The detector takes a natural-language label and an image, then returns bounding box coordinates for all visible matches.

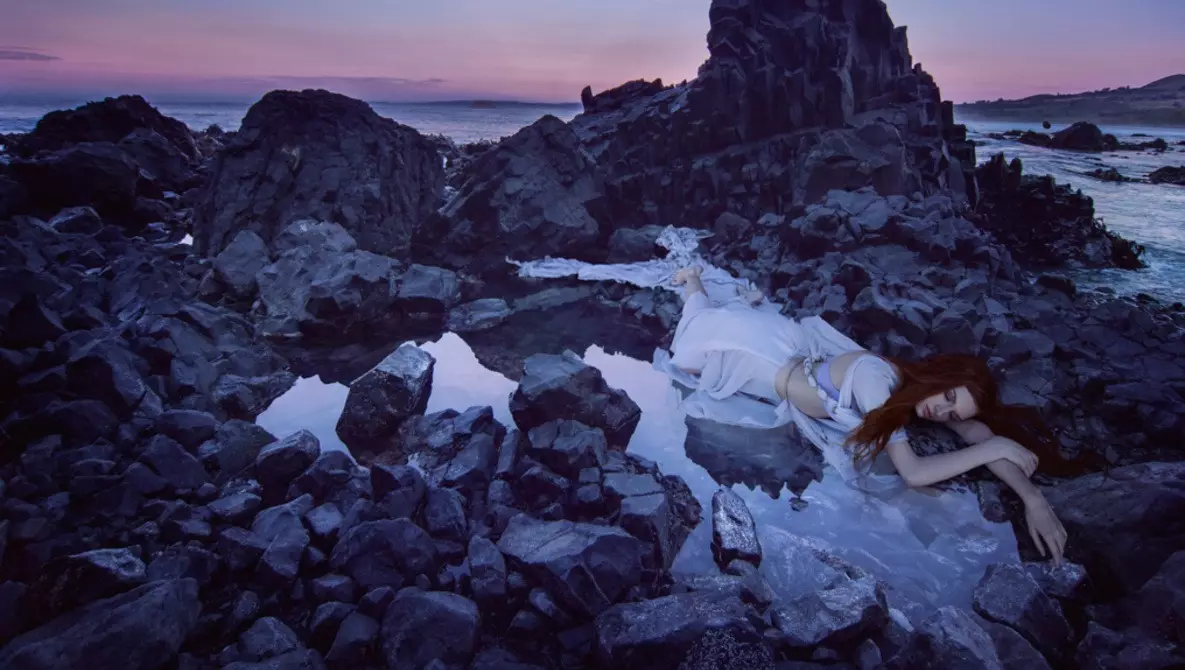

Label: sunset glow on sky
[2,0,1183,103]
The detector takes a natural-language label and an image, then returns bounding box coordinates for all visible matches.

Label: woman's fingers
[1029,523,1046,557]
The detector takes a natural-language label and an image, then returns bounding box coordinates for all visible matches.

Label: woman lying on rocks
[659,265,1068,567]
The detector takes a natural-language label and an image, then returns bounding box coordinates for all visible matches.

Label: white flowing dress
[511,226,908,495]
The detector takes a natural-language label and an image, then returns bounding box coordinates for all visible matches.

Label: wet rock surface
[0,0,1182,667]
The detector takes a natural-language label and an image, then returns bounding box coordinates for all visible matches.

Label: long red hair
[844,354,1074,475]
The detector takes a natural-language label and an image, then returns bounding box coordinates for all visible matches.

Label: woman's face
[916,386,978,423]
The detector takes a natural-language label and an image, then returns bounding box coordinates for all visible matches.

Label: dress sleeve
[850,359,909,444]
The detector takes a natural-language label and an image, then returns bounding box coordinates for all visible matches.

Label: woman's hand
[671,266,703,286]
[1024,495,1068,568]
[991,439,1039,478]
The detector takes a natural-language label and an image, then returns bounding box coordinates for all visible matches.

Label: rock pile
[973,153,1146,269]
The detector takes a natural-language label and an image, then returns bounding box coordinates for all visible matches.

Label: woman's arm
[949,420,1067,566]
[884,438,1013,488]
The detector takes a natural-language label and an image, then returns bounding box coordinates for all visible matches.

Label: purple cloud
[0,47,60,62]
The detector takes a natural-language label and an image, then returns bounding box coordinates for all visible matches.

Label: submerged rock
[886,606,1003,669]
[972,563,1073,663]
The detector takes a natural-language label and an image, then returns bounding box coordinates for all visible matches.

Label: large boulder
[886,606,1003,669]
[14,94,197,159]
[381,587,479,669]
[193,89,444,256]
[253,223,401,340]
[1049,122,1117,152]
[1042,462,1185,598]
[418,115,604,275]
[336,343,435,453]
[594,591,761,669]
[213,230,271,298]
[1148,166,1185,186]
[496,514,646,618]
[330,519,439,590]
[0,578,201,670]
[509,350,641,448]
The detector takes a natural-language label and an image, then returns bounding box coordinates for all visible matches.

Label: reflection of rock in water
[683,414,825,498]
[464,299,663,381]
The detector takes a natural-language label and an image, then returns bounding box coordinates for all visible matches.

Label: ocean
[3,99,1183,302]
[0,98,582,145]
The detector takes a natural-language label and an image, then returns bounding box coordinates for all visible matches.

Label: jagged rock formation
[566,0,976,230]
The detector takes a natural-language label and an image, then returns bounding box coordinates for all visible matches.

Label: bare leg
[671,266,706,300]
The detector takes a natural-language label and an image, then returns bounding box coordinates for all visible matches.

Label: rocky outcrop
[1149,165,1185,185]
[567,0,974,230]
[508,350,641,449]
[193,89,444,256]
[973,153,1146,269]
[416,115,605,277]
[11,94,198,161]
[203,220,462,342]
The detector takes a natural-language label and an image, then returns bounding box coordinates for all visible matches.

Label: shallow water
[258,331,1017,617]
[964,119,1185,303]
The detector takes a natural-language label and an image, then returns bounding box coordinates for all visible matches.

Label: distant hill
[956,75,1185,127]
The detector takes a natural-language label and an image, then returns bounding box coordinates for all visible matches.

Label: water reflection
[259,332,1018,615]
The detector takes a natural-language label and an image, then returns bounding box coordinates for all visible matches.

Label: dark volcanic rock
[974,153,1144,269]
[1050,122,1117,152]
[381,587,480,669]
[525,419,608,478]
[0,578,201,670]
[10,142,141,220]
[14,94,197,159]
[1148,166,1185,186]
[194,89,442,255]
[330,519,439,590]
[254,429,321,495]
[27,547,147,623]
[570,0,970,227]
[972,563,1073,663]
[771,576,889,648]
[711,488,762,570]
[887,606,1002,669]
[1042,462,1185,598]
[497,514,646,618]
[594,591,759,669]
[253,221,405,340]
[419,115,604,276]
[1074,621,1185,670]
[141,434,210,490]
[336,343,434,453]
[509,350,641,448]
[213,230,271,298]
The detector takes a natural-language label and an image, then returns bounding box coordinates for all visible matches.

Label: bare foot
[672,266,703,286]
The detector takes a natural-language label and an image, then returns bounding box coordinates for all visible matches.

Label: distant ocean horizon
[0,97,583,145]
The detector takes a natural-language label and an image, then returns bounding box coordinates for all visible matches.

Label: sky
[1,0,1183,104]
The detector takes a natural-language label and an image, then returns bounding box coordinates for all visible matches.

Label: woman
[661,265,1068,566]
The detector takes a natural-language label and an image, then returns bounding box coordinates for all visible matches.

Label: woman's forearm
[894,441,1003,487]
[985,458,1043,504]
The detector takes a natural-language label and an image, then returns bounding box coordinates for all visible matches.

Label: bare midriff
[775,351,872,419]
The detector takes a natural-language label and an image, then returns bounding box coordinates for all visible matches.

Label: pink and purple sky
[2,0,1183,104]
